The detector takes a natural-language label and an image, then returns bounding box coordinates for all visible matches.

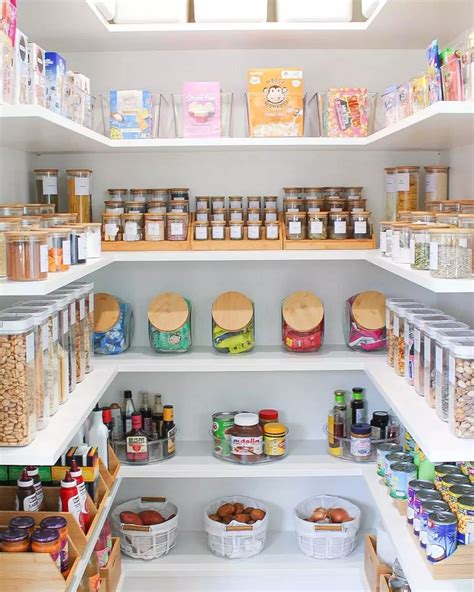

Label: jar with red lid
[282,291,324,353]
[228,412,263,462]
[259,409,279,426]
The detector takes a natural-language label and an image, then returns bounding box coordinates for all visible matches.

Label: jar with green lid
[308,212,328,239]
[328,212,349,239]
[34,169,59,207]
[0,218,20,277]
[107,188,128,201]
[130,189,150,203]
[124,201,146,214]
[285,212,306,240]
[148,292,192,353]
[102,214,122,242]
[0,204,24,217]
[429,228,474,278]
[212,291,255,354]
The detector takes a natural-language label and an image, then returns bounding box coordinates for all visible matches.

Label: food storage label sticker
[266,225,278,239]
[105,223,118,237]
[70,303,76,325]
[396,172,410,191]
[307,206,321,213]
[79,298,86,320]
[196,201,207,210]
[147,222,162,237]
[248,199,260,209]
[124,222,138,239]
[334,220,346,234]
[170,222,183,236]
[212,226,224,240]
[409,238,415,263]
[196,212,208,222]
[289,221,301,235]
[213,213,225,222]
[78,235,87,259]
[41,324,49,351]
[230,225,242,239]
[393,316,399,336]
[74,177,90,196]
[429,241,438,270]
[266,211,278,221]
[380,231,387,253]
[230,200,241,209]
[248,212,260,222]
[195,226,208,240]
[62,310,69,333]
[310,220,323,235]
[459,238,468,248]
[62,238,71,265]
[414,329,421,352]
[385,174,396,192]
[230,211,242,222]
[354,221,367,235]
[424,337,431,361]
[248,225,260,239]
[42,176,57,194]
[26,331,35,362]
[40,243,48,272]
[170,205,184,213]
[436,346,443,371]
[52,315,59,341]
[448,355,455,384]
[425,173,436,193]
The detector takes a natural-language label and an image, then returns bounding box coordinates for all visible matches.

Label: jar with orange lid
[102,213,122,242]
[34,168,59,207]
[130,188,150,202]
[265,220,279,240]
[67,169,92,223]
[229,220,244,240]
[396,166,419,213]
[327,197,347,212]
[107,188,128,201]
[144,213,165,241]
[124,201,146,215]
[344,291,386,352]
[410,211,436,224]
[328,212,349,239]
[306,198,326,213]
[6,230,48,281]
[196,196,210,211]
[31,528,61,571]
[212,291,255,354]
[247,220,262,240]
[0,204,24,217]
[282,291,324,352]
[247,196,262,210]
[194,220,209,241]
[264,209,278,222]
[104,200,124,215]
[211,220,226,240]
[148,292,192,353]
[229,196,243,209]
[122,213,144,241]
[0,528,30,552]
[247,208,261,222]
[285,212,306,240]
[195,208,210,222]
[0,218,20,278]
[435,213,459,227]
[424,166,449,201]
[47,228,71,272]
[284,198,304,213]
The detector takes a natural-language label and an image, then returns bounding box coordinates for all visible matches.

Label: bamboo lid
[212,291,253,331]
[148,292,189,331]
[282,291,324,332]
[94,293,120,332]
[351,291,386,330]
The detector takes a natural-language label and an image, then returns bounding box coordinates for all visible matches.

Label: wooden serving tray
[191,224,283,251]
[102,237,190,251]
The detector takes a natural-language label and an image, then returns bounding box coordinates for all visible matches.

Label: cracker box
[247,68,304,137]
[14,28,28,104]
[182,81,221,137]
[27,41,45,106]
[45,51,66,114]
[110,89,152,139]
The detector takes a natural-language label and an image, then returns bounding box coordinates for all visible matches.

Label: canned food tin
[447,484,474,513]
[376,443,403,477]
[407,480,436,525]
[426,511,457,562]
[390,462,417,500]
[384,452,413,486]
[434,464,462,489]
[440,473,470,496]
[419,500,450,548]
[413,489,442,535]
[404,430,415,454]
[456,495,474,545]
[212,412,236,458]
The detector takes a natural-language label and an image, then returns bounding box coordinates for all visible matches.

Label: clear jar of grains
[328,212,349,239]
[5,231,49,281]
[144,213,165,241]
[396,166,419,213]
[308,212,328,239]
[429,229,474,279]
[285,212,306,240]
[410,225,450,270]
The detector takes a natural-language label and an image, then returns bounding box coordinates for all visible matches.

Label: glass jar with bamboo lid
[194,220,209,241]
[67,169,92,223]
[144,213,165,241]
[0,218,20,278]
[102,213,122,242]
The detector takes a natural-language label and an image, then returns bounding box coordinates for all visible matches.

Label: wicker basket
[205,495,268,559]
[294,495,360,559]
[112,497,178,560]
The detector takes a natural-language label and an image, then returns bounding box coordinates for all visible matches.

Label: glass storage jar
[328,212,349,239]
[429,229,473,279]
[39,205,55,215]
[0,219,20,278]
[211,196,226,211]
[212,208,227,222]
[396,166,419,213]
[229,210,244,224]
[344,187,364,200]
[150,188,169,202]
[167,213,189,241]
[265,220,280,240]
[107,188,128,201]
[122,213,144,241]
[169,200,189,214]
[306,198,326,213]
[124,201,146,215]
[148,293,192,353]
[144,213,165,241]
[402,307,442,385]
[386,300,422,369]
[439,200,460,213]
[229,221,244,240]
[398,211,413,222]
[285,212,306,240]
[34,169,59,207]
[347,198,368,213]
[23,204,43,216]
[94,292,134,355]
[247,220,262,240]
[327,197,347,212]
[426,201,444,213]
[19,216,41,230]
[104,200,125,215]
[212,291,255,355]
[379,221,392,256]
[130,189,150,203]
[196,196,210,210]
[41,214,70,228]
[304,187,325,199]
[211,220,226,240]
[5,231,48,281]
[264,196,278,210]
[283,187,303,199]
[67,169,92,223]
[284,199,303,213]
[264,208,278,222]
[448,338,474,438]
[458,214,474,229]
[435,213,459,226]
[0,205,24,217]
[247,208,261,222]
[71,281,94,375]
[282,291,324,353]
[308,212,328,239]
[170,188,189,201]
[384,167,397,220]
[194,221,209,241]
[424,166,449,202]
[0,313,37,446]
[325,187,343,199]
[195,208,210,222]
[147,200,167,214]
[344,291,386,352]
[411,211,436,224]
[53,290,77,393]
[85,223,101,258]
[351,211,372,239]
[391,223,411,263]
[458,201,474,214]
[102,214,122,242]
[247,196,262,210]
[409,225,450,270]
[47,229,71,272]
[229,196,243,209]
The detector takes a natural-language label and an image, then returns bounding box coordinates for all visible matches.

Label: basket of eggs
[205,495,268,559]
[112,497,178,560]
[294,495,360,559]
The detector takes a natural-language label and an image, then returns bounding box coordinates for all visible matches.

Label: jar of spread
[228,413,263,462]
[31,528,61,571]
[263,422,287,457]
[259,409,279,426]
[40,516,69,575]
[0,528,30,552]
[9,515,36,536]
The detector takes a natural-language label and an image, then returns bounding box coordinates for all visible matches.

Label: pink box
[182,81,221,137]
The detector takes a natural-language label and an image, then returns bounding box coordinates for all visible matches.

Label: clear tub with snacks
[148,293,192,353]
[386,300,422,369]
[212,291,255,355]
[282,291,324,353]
[71,281,94,374]
[94,292,134,355]
[448,339,474,438]
[53,290,77,394]
[403,307,442,386]
[344,291,386,352]
[429,229,474,279]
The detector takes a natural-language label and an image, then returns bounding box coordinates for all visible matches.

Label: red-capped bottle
[70,460,91,532]
[58,470,84,531]
[25,465,46,511]
[15,468,39,511]
[102,406,113,442]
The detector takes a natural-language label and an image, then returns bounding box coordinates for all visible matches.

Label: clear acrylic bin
[246,93,306,138]
[113,428,177,465]
[171,92,233,138]
[325,425,400,463]
[316,91,377,138]
[448,339,474,438]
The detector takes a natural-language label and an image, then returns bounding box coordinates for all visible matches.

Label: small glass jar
[448,338,474,438]
[284,199,304,213]
[426,201,444,213]
[34,168,59,207]
[398,211,413,222]
[264,196,278,210]
[170,187,189,201]
[304,187,325,200]
[392,223,412,263]
[285,212,306,240]
[47,228,71,272]
[194,221,209,241]
[351,211,372,239]
[282,291,324,352]
[265,220,280,240]
[122,213,144,242]
[429,228,474,278]
[144,213,165,241]
[41,214,70,228]
[306,198,326,213]
[411,211,436,224]
[150,188,170,202]
[94,292,134,355]
[0,528,30,552]
[424,166,449,202]
[148,293,192,353]
[458,214,474,229]
[435,212,459,227]
[212,291,255,354]
[130,188,150,202]
[229,208,244,222]
[247,208,261,222]
[39,205,56,215]
[166,213,188,241]
[211,220,226,240]
[20,216,42,230]
[23,204,43,216]
[31,528,61,570]
[247,196,262,210]
[327,197,347,212]
[212,208,227,222]
[229,220,244,240]
[247,221,262,240]
[439,200,460,213]
[328,212,349,239]
[396,166,419,213]
[308,212,328,239]
[345,187,364,200]
[457,201,474,214]
[104,200,124,215]
[211,196,226,211]
[347,198,367,213]
[0,204,24,217]
[283,187,302,200]
[0,219,20,278]
[385,168,397,220]
[67,225,87,263]
[264,209,278,222]
[85,223,102,258]
[107,188,128,201]
[67,169,92,223]
[410,225,443,270]
[195,208,210,222]
[168,200,189,214]
[5,230,48,281]
[147,200,167,214]
[196,196,210,210]
[379,221,392,256]
[124,201,146,214]
[229,196,243,209]
[102,213,122,242]
[324,187,343,199]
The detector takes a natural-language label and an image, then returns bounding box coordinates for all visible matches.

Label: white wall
[0,148,37,203]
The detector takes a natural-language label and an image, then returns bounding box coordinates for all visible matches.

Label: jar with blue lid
[94,292,133,355]
[211,291,255,355]
[148,292,192,353]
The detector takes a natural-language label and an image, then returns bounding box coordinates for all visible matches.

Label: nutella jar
[228,413,263,462]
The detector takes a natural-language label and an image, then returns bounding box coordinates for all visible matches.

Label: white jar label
[170,222,183,236]
[230,434,263,456]
[459,238,468,248]
[41,324,48,351]
[330,207,343,212]
[70,303,76,325]
[74,177,90,196]
[62,239,71,265]
[265,211,277,222]
[212,200,224,210]
[385,175,396,192]
[170,205,184,213]
[52,316,59,341]
[352,207,364,213]
[396,172,410,191]
[212,226,224,240]
[42,176,57,194]
[436,345,443,371]
[429,241,438,270]
[147,222,162,236]
[308,207,320,213]
[62,310,69,333]
[266,225,278,239]
[289,221,301,235]
[334,220,346,234]
[393,316,399,337]
[26,331,35,362]
[40,243,48,272]
[380,231,387,253]
[124,222,138,238]
[78,235,87,259]
[195,226,208,240]
[409,238,415,263]
[248,212,260,222]
[414,329,421,352]
[248,200,260,209]
[230,211,242,222]
[230,225,242,239]
[107,206,124,215]
[230,200,241,209]
[105,223,118,237]
[425,173,436,193]
[196,212,208,222]
[248,225,260,239]
[354,221,367,235]
[310,220,323,234]
[79,298,86,320]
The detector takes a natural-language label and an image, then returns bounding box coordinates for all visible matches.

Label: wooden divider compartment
[191,223,283,251]
[379,574,391,592]
[99,445,121,490]
[283,236,376,250]
[99,537,121,592]
[364,534,392,592]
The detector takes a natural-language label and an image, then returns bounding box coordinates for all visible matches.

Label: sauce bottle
[126,412,150,463]
[110,402,123,441]
[15,468,39,511]
[59,470,84,531]
[328,391,347,457]
[162,405,176,458]
[70,460,91,532]
[102,406,113,442]
[140,392,153,434]
[122,390,135,434]
[152,394,163,439]
[350,387,366,425]
[26,465,46,511]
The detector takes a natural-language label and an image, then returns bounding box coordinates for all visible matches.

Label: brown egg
[217,503,235,518]
[250,509,266,521]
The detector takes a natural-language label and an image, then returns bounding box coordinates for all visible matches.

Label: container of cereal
[212,291,255,355]
[392,303,429,377]
[448,338,474,438]
[67,169,92,223]
[148,293,192,354]
[282,291,324,353]
[395,166,419,213]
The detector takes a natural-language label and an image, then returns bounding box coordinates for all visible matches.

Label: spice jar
[229,196,243,209]
[304,187,325,200]
[23,204,43,216]
[379,221,392,256]
[102,214,122,242]
[401,307,441,384]
[107,188,128,201]
[0,204,24,217]
[284,198,304,213]
[325,187,343,199]
[459,214,474,229]
[122,213,144,242]
[438,200,460,213]
[247,220,262,240]
[194,221,209,241]
[169,200,189,214]
[347,198,368,214]
[5,231,48,281]
[211,196,226,211]
[264,196,278,210]
[0,528,30,552]
[124,201,146,215]
[0,218,20,278]
[391,223,411,263]
[429,229,474,278]
[94,292,133,355]
[195,196,210,211]
[265,220,279,240]
[212,291,255,355]
[327,197,347,212]
[308,211,328,239]
[166,213,188,241]
[41,214,71,228]
[0,313,37,446]
[247,196,262,210]
[170,188,189,201]
[448,338,474,438]
[434,212,459,226]
[306,198,326,213]
[344,291,386,352]
[196,209,210,222]
[351,211,372,239]
[328,212,349,239]
[53,291,77,393]
[67,169,92,223]
[34,169,59,207]
[264,208,278,222]
[229,208,244,222]
[148,292,192,353]
[282,291,324,353]
[71,281,94,375]
[130,188,150,203]
[259,409,279,427]
[285,212,306,240]
[212,208,227,222]
[20,216,42,230]
[283,187,303,199]
[47,228,71,272]
[144,213,165,241]
[263,423,287,457]
[398,211,413,223]
[104,200,125,215]
[147,200,167,214]
[350,423,372,460]
[426,201,444,213]
[424,166,449,202]
[31,528,61,571]
[247,208,261,222]
[396,166,419,213]
[410,225,450,270]
[229,220,244,240]
[211,220,226,240]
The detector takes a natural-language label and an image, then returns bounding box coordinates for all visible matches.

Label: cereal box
[14,28,28,104]
[182,81,221,137]
[27,41,45,107]
[110,89,152,139]
[247,68,304,137]
[325,88,369,137]
[45,52,66,114]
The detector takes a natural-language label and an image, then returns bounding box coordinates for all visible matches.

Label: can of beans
[456,495,474,545]
[419,500,450,548]
[407,480,436,525]
[434,464,463,490]
[384,452,413,487]
[376,443,402,477]
[446,484,474,512]
[212,412,237,458]
[426,511,457,562]
[389,462,417,500]
[413,489,442,535]
[440,473,470,496]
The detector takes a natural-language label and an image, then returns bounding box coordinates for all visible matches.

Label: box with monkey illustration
[247,68,304,137]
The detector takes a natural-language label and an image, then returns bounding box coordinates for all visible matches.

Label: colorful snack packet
[325,88,369,137]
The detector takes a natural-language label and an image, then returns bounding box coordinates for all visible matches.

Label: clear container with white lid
[409,225,450,270]
[379,221,392,256]
[70,281,94,375]
[57,285,86,384]
[0,313,37,446]
[413,313,455,398]
[386,299,422,368]
[402,307,443,384]
[448,338,474,438]
[51,290,77,394]
[429,228,474,279]
[435,331,474,422]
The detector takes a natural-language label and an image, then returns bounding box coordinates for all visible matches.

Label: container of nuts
[448,338,474,438]
[0,313,37,446]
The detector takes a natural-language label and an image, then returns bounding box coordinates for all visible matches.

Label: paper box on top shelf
[74,72,91,127]
[0,30,14,104]
[14,28,28,104]
[1,0,16,45]
[182,81,221,137]
[45,51,66,114]
[109,89,152,139]
[27,41,46,106]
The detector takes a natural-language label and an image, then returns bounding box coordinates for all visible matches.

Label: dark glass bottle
[122,390,135,434]
[125,412,149,463]
[152,394,163,439]
[162,405,176,458]
[351,387,366,425]
[140,392,153,435]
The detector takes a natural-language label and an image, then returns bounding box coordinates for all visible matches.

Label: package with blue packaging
[45,51,66,114]
[382,85,398,127]
[110,89,153,139]
[427,39,443,104]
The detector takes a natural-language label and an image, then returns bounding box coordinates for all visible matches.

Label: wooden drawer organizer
[283,236,376,250]
[99,445,121,490]
[191,222,283,251]
[364,534,392,592]
[99,537,122,592]
[379,574,390,592]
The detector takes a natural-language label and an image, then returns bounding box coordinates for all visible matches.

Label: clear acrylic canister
[71,281,94,374]
[379,221,392,257]
[410,225,446,271]
[384,167,397,220]
[67,169,92,223]
[0,314,37,446]
[85,223,102,258]
[94,292,134,355]
[34,169,59,207]
[211,291,255,355]
[53,290,77,394]
[57,286,86,384]
[448,338,474,438]
[403,307,442,386]
[396,166,419,213]
[391,223,411,264]
[282,291,324,353]
[429,229,474,279]
[386,300,422,369]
